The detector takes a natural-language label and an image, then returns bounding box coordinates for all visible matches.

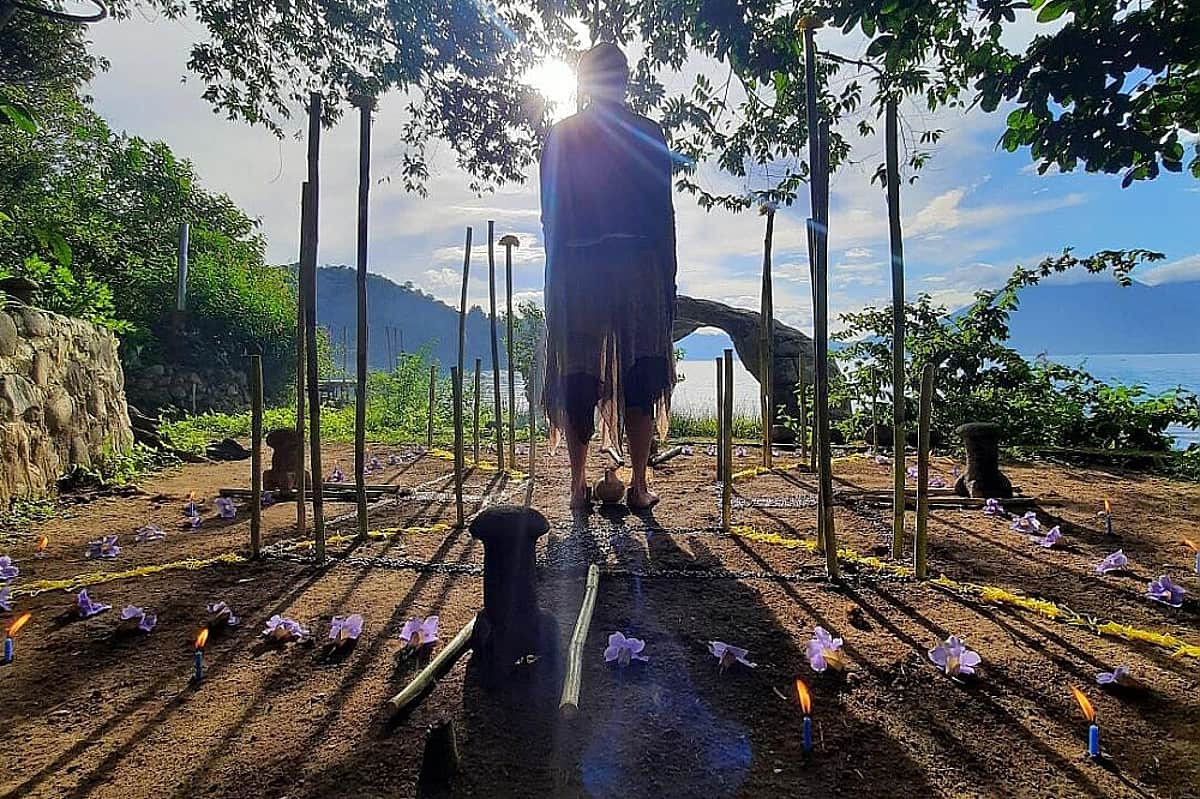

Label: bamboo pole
[294,190,308,537]
[797,355,807,466]
[426,364,437,448]
[503,238,518,470]
[388,616,477,712]
[456,227,473,404]
[249,354,263,559]
[487,222,504,470]
[760,204,775,469]
[452,366,464,527]
[885,98,908,561]
[560,564,601,718]
[915,362,934,579]
[715,357,725,482]
[302,96,326,564]
[528,404,537,479]
[473,358,482,464]
[354,99,371,541]
[722,348,734,531]
[870,368,879,454]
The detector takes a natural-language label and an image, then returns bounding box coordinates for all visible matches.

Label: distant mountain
[1000,279,1200,355]
[314,266,505,371]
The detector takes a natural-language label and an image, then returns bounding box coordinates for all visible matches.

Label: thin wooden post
[715,357,724,482]
[504,239,517,470]
[487,221,504,470]
[760,205,775,469]
[886,97,908,561]
[914,362,934,579]
[722,348,734,531]
[797,356,808,466]
[560,564,601,718]
[354,99,371,541]
[302,91,326,563]
[870,368,879,454]
[456,227,473,402]
[294,191,308,537]
[388,617,476,712]
[452,366,464,527]
[427,364,437,448]
[341,326,349,379]
[473,358,482,464]
[528,403,537,479]
[249,354,263,559]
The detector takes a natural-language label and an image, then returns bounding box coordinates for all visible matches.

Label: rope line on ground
[11,552,248,597]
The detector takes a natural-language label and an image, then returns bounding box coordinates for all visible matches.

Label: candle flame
[1103,498,1111,514]
[195,628,209,650]
[36,536,47,552]
[795,678,812,714]
[1185,538,1200,553]
[7,612,31,637]
[1070,686,1095,722]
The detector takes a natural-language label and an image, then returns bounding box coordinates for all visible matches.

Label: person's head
[578,42,629,105]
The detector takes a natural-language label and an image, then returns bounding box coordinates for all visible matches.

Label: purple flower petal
[929,635,980,677]
[0,555,19,582]
[214,497,237,520]
[1147,575,1186,608]
[1095,549,1128,574]
[1011,512,1041,534]
[708,640,757,670]
[1096,665,1129,685]
[982,498,1004,517]
[604,631,648,666]
[806,626,845,672]
[85,536,120,560]
[400,616,439,648]
[206,600,239,626]
[263,614,307,640]
[134,525,166,544]
[0,586,11,612]
[330,613,364,642]
[1036,526,1062,548]
[77,589,111,618]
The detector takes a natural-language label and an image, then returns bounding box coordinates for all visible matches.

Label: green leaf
[865,36,895,59]
[0,102,38,134]
[1036,1,1070,23]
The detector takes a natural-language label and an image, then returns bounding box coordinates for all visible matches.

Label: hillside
[314,266,505,371]
[1004,279,1200,355]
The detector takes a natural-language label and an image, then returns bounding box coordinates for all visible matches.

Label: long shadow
[5,562,328,799]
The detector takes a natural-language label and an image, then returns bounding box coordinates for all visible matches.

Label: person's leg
[565,419,591,509]
[625,406,658,509]
[562,372,599,509]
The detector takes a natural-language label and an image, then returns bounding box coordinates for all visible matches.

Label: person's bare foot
[627,485,659,510]
[570,483,592,510]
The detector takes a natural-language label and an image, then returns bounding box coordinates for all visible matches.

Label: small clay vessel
[594,468,626,505]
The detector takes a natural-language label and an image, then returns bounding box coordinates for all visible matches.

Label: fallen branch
[649,446,684,468]
[560,564,601,719]
[388,616,476,712]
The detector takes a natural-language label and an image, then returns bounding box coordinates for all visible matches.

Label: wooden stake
[503,238,518,470]
[487,222,504,470]
[886,98,908,561]
[249,354,263,559]
[870,368,879,454]
[388,616,476,712]
[294,190,308,537]
[760,206,775,469]
[456,227,473,404]
[354,100,371,541]
[427,364,437,448]
[722,348,734,531]
[915,362,934,579]
[801,23,839,578]
[560,564,600,718]
[452,366,464,527]
[473,358,482,464]
[528,402,537,479]
[302,92,326,564]
[715,357,725,482]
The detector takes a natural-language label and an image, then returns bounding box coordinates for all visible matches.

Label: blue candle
[193,649,203,682]
[803,715,812,752]
[1088,724,1100,758]
[3,636,12,664]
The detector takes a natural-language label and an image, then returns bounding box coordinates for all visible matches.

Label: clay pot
[593,467,625,505]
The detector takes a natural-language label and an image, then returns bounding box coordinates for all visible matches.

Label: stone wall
[0,305,133,505]
[124,363,249,415]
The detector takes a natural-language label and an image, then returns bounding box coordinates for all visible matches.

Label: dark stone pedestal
[263,427,310,492]
[468,505,558,688]
[953,422,1013,498]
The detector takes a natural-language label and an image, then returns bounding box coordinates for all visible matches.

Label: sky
[84,10,1199,345]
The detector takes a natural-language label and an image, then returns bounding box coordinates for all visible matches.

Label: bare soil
[1,443,1197,799]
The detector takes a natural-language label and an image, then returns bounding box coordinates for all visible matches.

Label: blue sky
[84,12,1199,343]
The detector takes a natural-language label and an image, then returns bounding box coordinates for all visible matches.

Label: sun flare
[525,57,576,121]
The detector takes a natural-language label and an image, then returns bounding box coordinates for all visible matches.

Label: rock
[31,351,51,386]
[0,276,38,305]
[20,308,50,338]
[673,295,848,423]
[0,374,38,419]
[0,312,17,356]
[44,392,74,433]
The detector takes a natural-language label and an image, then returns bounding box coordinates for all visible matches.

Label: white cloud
[1141,254,1200,285]
[843,247,873,258]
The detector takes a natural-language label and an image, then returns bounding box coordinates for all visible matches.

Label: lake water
[671,354,1200,449]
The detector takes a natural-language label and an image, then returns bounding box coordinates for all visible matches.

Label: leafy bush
[831,249,1200,453]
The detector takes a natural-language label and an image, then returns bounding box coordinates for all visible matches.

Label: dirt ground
[1,441,1197,799]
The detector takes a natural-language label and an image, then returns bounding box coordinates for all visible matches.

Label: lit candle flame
[1103,498,1111,515]
[7,612,32,638]
[36,536,47,553]
[1070,686,1095,722]
[795,677,812,714]
[1184,538,1200,553]
[195,628,209,650]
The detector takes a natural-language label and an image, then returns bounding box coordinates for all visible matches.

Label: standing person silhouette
[540,42,678,510]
